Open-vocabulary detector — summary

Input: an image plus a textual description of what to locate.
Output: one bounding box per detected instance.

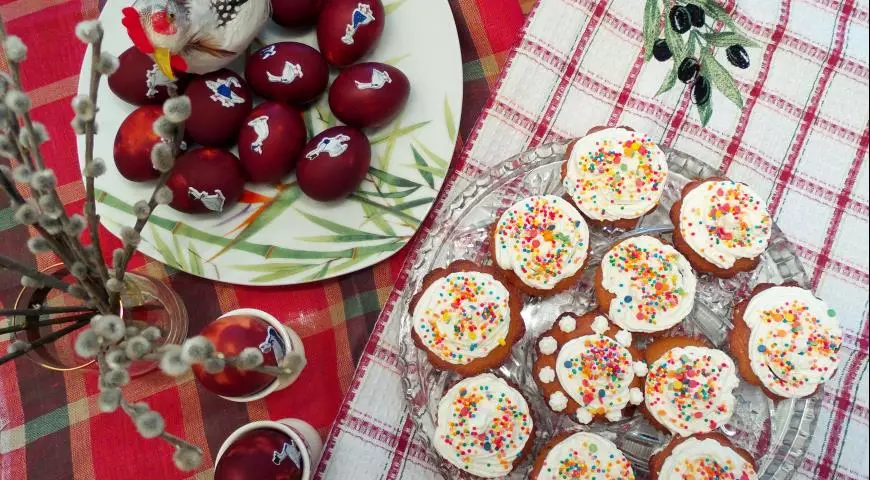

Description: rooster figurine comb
[122,0,270,79]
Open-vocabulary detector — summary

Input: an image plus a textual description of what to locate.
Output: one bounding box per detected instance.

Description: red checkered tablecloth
[317,1,869,479]
[0,0,527,479]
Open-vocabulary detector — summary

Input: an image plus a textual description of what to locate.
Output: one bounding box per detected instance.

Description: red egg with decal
[237,102,307,183]
[108,47,189,106]
[184,69,253,146]
[215,428,305,480]
[245,42,328,107]
[113,105,164,182]
[271,0,324,28]
[316,0,384,67]
[329,63,409,128]
[296,126,370,201]
[192,315,284,398]
[165,148,245,215]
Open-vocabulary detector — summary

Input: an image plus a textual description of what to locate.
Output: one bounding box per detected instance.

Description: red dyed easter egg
[184,69,253,146]
[271,0,324,28]
[108,47,189,106]
[237,102,307,183]
[113,105,164,182]
[165,148,245,215]
[316,0,384,67]
[296,126,371,201]
[245,42,328,107]
[215,428,305,480]
[192,315,285,398]
[329,62,409,128]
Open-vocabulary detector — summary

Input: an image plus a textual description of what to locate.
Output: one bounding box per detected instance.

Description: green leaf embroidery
[172,233,188,271]
[694,0,737,29]
[299,233,401,243]
[188,242,204,276]
[382,53,411,66]
[250,264,317,283]
[643,0,661,61]
[697,96,713,126]
[360,202,396,236]
[686,30,700,57]
[443,97,457,141]
[411,145,435,188]
[305,262,332,281]
[701,50,743,108]
[349,193,421,226]
[655,62,679,96]
[411,164,448,176]
[701,31,760,48]
[149,225,180,269]
[315,104,336,127]
[233,263,314,273]
[663,15,687,65]
[303,108,315,140]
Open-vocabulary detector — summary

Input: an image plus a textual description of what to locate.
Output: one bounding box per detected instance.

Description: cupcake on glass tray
[561,126,668,229]
[409,260,524,376]
[530,431,636,480]
[533,312,647,423]
[648,433,758,480]
[670,178,772,278]
[491,195,590,296]
[729,283,842,401]
[594,235,697,334]
[642,336,740,436]
[433,373,535,478]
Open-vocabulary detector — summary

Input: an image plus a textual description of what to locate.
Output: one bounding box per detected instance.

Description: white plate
[78,0,462,285]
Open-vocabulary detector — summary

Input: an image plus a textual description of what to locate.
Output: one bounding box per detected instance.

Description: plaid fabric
[318,1,870,479]
[0,0,523,479]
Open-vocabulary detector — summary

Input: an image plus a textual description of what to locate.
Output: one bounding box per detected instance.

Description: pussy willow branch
[0,316,90,365]
[0,254,88,299]
[0,305,96,316]
[83,36,110,285]
[109,123,186,308]
[0,165,23,204]
[0,312,95,336]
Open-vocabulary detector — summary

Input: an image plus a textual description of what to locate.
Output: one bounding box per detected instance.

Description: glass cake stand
[397,142,819,479]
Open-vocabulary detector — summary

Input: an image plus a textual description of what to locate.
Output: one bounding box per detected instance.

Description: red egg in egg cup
[194,308,306,403]
[214,418,323,480]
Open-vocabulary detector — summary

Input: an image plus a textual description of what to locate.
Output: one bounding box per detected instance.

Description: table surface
[0,0,529,479]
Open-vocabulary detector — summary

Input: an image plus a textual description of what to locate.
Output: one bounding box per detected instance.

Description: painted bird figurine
[122,0,270,79]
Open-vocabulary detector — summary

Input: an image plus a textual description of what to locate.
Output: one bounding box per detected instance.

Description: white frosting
[744,286,842,398]
[535,432,635,480]
[615,329,632,347]
[591,315,609,334]
[659,437,757,480]
[576,409,593,424]
[559,316,577,333]
[633,361,648,377]
[678,180,772,269]
[600,235,697,333]
[494,195,590,290]
[563,127,668,221]
[539,336,558,355]
[539,366,556,383]
[434,373,533,477]
[412,271,511,365]
[605,410,623,421]
[555,332,637,421]
[644,346,739,436]
[549,392,568,411]
[629,387,643,405]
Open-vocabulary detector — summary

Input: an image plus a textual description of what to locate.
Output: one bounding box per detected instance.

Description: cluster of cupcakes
[409,126,844,478]
[110,0,410,214]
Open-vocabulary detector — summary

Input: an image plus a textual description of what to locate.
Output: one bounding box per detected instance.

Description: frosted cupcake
[649,433,758,480]
[433,373,535,478]
[729,284,842,400]
[670,178,772,277]
[530,431,635,479]
[491,195,590,296]
[562,126,668,229]
[594,235,697,334]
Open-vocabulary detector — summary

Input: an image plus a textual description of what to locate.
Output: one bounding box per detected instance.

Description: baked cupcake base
[561,126,665,230]
[670,178,766,278]
[534,312,646,423]
[728,282,842,402]
[530,430,636,479]
[409,260,525,377]
[641,336,739,437]
[648,432,757,480]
